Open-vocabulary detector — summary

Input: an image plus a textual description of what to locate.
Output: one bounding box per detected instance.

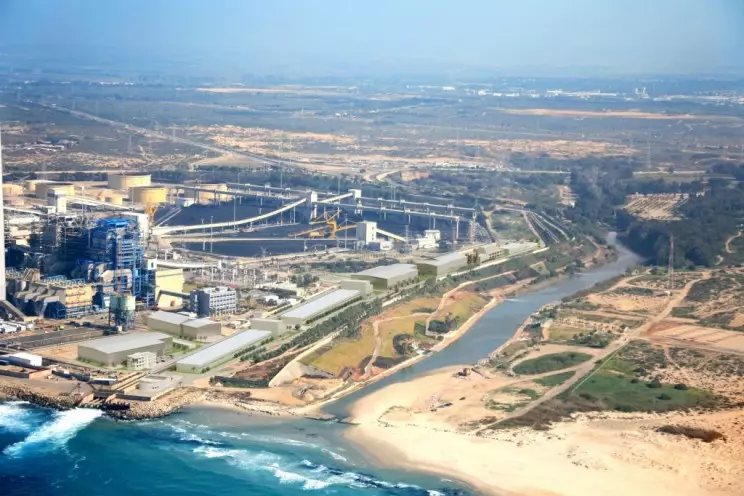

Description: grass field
[513,351,593,375]
[378,315,429,358]
[533,371,576,387]
[304,323,376,375]
[434,291,488,322]
[490,210,534,241]
[547,324,585,342]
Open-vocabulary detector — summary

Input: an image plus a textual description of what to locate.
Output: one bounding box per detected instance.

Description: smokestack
[0,126,6,300]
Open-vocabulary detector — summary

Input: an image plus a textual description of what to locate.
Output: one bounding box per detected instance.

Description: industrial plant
[0,127,546,416]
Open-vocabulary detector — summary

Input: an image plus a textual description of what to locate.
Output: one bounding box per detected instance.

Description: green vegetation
[573,373,712,413]
[570,160,744,267]
[492,341,725,431]
[671,306,697,318]
[513,351,593,375]
[533,371,576,387]
[485,386,542,412]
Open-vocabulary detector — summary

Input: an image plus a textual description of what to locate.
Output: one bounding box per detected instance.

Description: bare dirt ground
[648,323,744,355]
[587,291,669,313]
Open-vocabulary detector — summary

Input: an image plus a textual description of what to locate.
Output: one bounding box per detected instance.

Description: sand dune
[346,370,744,496]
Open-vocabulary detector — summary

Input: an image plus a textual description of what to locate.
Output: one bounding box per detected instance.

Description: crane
[291,211,355,239]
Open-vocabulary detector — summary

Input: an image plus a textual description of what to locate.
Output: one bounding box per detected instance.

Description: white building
[250,318,288,337]
[5,352,43,368]
[356,221,378,244]
[191,286,237,317]
[126,351,157,371]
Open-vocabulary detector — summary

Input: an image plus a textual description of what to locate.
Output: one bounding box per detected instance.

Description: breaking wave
[3,408,103,458]
[192,445,459,493]
[0,401,40,433]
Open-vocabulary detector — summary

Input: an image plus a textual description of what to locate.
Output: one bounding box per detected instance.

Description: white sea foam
[321,447,348,462]
[3,408,102,457]
[194,445,426,492]
[0,401,36,433]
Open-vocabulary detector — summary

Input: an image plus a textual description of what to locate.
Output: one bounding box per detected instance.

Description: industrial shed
[280,289,362,328]
[77,332,172,367]
[148,311,191,335]
[476,243,508,263]
[175,330,271,373]
[181,318,223,341]
[351,263,418,290]
[502,241,539,257]
[250,318,289,337]
[416,252,468,277]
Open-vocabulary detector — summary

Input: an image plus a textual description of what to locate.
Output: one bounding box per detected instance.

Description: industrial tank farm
[131,185,167,204]
[108,172,152,190]
[35,181,75,199]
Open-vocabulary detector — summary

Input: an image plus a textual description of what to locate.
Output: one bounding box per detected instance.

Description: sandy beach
[344,370,744,496]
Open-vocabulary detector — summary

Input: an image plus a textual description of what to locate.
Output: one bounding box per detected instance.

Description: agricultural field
[624,193,689,221]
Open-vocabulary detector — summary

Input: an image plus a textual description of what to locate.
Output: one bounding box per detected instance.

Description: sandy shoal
[344,370,744,496]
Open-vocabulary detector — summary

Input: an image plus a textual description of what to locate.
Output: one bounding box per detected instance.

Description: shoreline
[0,244,617,423]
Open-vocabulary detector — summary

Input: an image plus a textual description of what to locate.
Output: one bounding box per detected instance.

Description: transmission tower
[468,219,476,244]
[668,235,675,292]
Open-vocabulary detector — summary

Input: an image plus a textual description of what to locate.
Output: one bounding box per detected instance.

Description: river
[324,234,642,417]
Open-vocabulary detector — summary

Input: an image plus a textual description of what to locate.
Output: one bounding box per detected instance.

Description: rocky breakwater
[108,387,207,420]
[0,382,80,410]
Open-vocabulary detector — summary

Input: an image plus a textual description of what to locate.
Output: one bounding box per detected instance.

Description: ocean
[0,402,470,496]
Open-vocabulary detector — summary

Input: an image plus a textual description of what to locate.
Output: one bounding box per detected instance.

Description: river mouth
[322,235,642,418]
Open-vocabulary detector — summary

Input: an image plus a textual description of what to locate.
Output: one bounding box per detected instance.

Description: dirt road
[475,272,709,432]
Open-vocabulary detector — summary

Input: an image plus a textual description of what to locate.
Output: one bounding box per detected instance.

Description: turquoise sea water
[0,402,469,496]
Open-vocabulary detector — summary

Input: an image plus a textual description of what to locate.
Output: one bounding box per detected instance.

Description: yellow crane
[292,211,355,239]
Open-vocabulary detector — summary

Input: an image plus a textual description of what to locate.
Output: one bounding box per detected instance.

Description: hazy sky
[1,0,742,75]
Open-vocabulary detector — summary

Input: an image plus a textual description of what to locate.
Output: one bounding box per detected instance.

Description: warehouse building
[147,311,222,341]
[3,352,43,368]
[78,332,172,367]
[502,241,539,257]
[416,252,468,277]
[148,311,191,335]
[280,289,362,328]
[351,263,418,290]
[175,330,271,373]
[181,318,223,341]
[476,243,508,263]
[190,286,237,317]
[340,279,373,296]
[250,318,289,338]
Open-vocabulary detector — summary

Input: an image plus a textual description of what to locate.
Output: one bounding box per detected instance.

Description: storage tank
[2,183,24,197]
[108,172,151,190]
[131,186,167,204]
[25,179,50,194]
[36,182,74,199]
